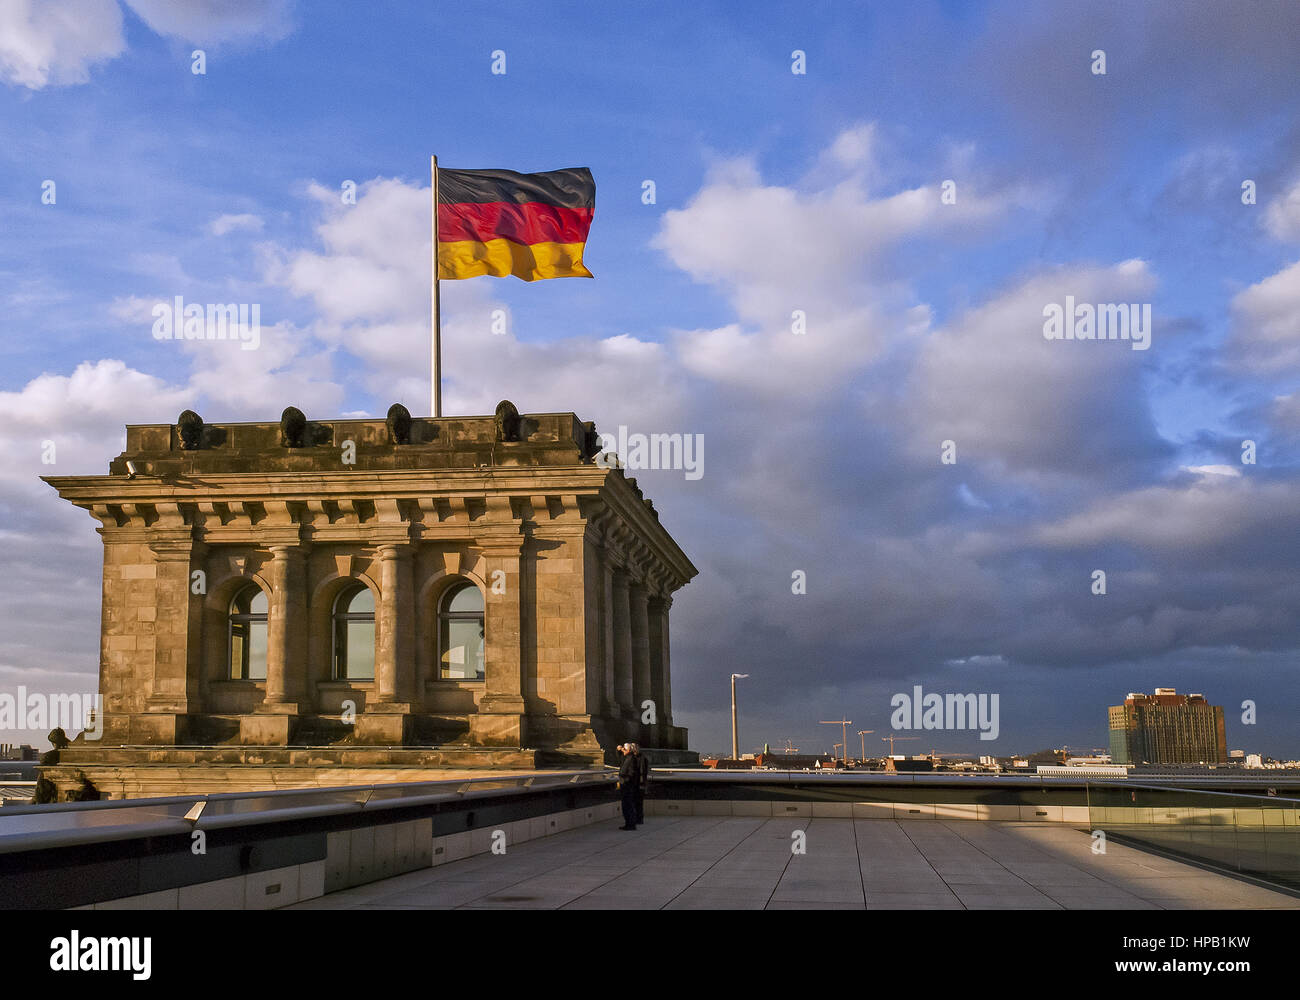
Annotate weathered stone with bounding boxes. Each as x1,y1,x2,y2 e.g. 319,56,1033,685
40,404,699,796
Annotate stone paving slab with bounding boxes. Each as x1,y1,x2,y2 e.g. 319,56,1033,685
287,817,1300,910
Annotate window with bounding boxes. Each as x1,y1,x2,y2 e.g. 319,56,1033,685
229,585,268,680
439,581,484,680
333,584,375,680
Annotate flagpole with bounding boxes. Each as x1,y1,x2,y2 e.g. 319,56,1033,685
431,154,442,418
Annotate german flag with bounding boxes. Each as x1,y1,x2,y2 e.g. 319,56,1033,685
437,167,594,281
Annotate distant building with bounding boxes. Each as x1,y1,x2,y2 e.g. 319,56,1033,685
1246,754,1263,768
751,753,838,770
1037,764,1128,778
1064,754,1113,766
1108,688,1227,765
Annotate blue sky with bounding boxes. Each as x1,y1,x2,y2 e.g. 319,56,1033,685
2,0,1300,758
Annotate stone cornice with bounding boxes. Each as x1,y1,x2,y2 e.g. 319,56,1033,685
43,462,698,592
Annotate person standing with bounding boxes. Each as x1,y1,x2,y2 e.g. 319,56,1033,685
617,743,639,830
631,742,649,824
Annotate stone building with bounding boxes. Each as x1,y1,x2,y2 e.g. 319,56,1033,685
39,402,696,798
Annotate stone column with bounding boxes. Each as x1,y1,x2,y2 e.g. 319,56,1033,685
374,543,410,704
600,551,618,718
140,533,199,744
468,540,529,746
581,527,614,719
629,581,652,718
648,595,670,725
245,543,304,745
611,569,634,716
264,544,294,706
357,543,414,745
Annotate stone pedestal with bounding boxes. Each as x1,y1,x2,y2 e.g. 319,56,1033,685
240,709,299,746
127,713,192,745
469,694,528,746
354,704,414,745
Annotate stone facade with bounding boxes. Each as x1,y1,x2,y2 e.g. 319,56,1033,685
42,403,696,789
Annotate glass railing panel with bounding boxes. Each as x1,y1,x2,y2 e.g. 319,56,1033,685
1087,782,1300,891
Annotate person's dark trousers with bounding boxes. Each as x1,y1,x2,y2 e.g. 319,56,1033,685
620,785,639,829
635,753,649,822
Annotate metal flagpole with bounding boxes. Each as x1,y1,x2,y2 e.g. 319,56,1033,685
431,154,442,417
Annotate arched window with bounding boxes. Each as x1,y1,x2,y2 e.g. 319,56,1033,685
229,585,268,680
439,581,484,680
333,584,375,681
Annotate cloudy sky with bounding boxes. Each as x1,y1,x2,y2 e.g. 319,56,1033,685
2,0,1299,758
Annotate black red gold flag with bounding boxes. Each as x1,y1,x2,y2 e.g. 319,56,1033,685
436,167,595,281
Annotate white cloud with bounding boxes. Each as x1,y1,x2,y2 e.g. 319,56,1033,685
0,359,190,493
108,294,164,324
282,179,429,330
0,0,125,89
122,0,294,44
179,320,343,417
1265,178,1300,242
654,151,1009,322
1225,258,1300,375
0,0,294,90
900,260,1163,484
1182,465,1242,478
208,213,264,236
1028,475,1294,554
652,126,1021,395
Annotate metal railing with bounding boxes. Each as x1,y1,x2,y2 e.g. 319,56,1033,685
0,770,615,854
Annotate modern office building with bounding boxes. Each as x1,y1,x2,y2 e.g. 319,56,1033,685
38,402,697,798
1108,688,1227,765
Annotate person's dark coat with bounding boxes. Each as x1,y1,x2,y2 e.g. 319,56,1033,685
618,751,640,828
619,751,639,787
633,750,650,822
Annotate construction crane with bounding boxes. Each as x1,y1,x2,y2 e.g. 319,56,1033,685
820,719,852,764
881,734,920,755
856,729,875,763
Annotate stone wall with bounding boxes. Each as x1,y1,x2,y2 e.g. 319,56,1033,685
43,405,697,768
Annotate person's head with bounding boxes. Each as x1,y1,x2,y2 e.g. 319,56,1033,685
618,743,629,755
629,742,640,754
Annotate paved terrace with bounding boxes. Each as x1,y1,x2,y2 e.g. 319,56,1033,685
288,815,1300,910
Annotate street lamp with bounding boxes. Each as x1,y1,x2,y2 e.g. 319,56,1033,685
730,673,750,760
